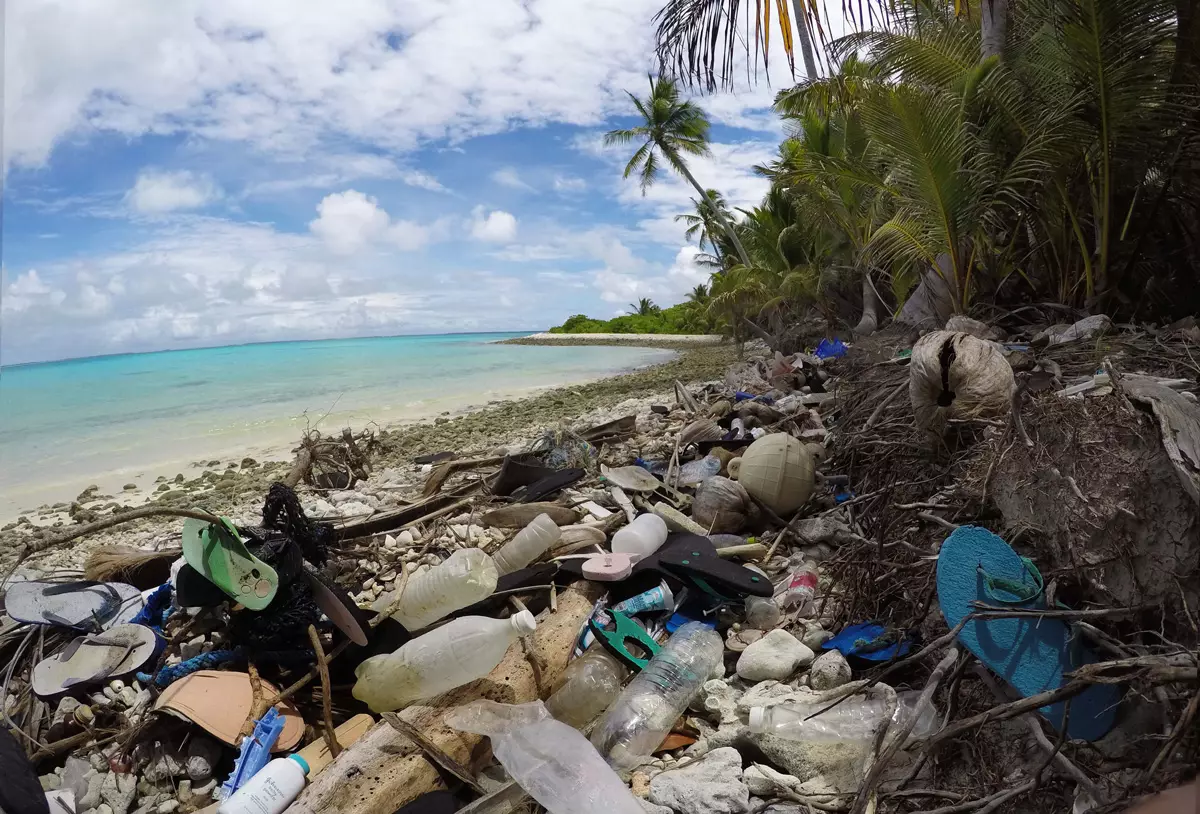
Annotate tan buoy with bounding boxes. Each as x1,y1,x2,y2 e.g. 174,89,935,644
728,433,814,515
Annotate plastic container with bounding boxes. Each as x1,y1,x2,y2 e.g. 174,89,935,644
611,514,669,561
591,622,723,773
353,612,537,712
374,548,499,630
492,514,561,575
216,754,308,814
447,700,644,814
780,560,818,612
748,690,936,743
733,433,815,515
545,647,629,730
675,455,722,486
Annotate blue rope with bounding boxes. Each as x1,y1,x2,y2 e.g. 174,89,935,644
131,583,174,632
137,649,242,688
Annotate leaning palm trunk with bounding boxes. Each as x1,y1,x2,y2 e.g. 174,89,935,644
677,163,753,268
853,271,885,335
980,0,1009,59
790,0,821,78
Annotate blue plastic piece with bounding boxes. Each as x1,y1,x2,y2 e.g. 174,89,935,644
824,622,912,662
220,707,286,799
665,612,716,634
815,338,848,359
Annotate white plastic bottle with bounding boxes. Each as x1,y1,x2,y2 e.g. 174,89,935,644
374,548,498,630
610,513,669,561
492,514,561,575
353,611,538,712
217,754,309,814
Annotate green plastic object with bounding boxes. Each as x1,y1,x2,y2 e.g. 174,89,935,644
589,609,661,671
181,517,278,611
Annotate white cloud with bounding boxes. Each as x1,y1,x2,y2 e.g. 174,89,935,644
491,167,534,191
470,207,518,242
126,169,221,214
242,154,445,198
309,189,445,254
553,174,587,194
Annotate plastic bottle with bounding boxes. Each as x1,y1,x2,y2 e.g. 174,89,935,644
610,513,669,561
216,754,308,814
353,611,537,712
780,560,819,612
591,622,723,773
545,647,629,730
373,547,499,630
748,690,936,743
447,700,644,814
675,455,722,486
492,514,561,575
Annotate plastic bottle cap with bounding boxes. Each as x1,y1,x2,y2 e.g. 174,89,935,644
511,609,537,636
288,753,311,775
748,707,765,732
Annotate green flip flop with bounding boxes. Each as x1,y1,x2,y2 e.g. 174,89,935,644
181,517,278,611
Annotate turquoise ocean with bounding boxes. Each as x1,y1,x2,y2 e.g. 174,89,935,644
0,333,675,518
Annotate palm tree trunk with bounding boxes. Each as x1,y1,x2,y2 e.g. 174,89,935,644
790,0,820,79
980,0,1009,60
853,270,883,336
676,164,753,269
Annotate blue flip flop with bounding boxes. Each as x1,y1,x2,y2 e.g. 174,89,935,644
937,526,1121,741
823,622,913,662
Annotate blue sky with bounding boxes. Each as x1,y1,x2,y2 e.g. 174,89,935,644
1,0,796,365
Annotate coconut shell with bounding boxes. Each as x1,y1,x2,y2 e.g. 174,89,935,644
692,476,755,534
680,419,725,446
731,433,814,515
707,400,732,418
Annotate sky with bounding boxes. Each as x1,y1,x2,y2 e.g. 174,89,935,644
0,0,805,365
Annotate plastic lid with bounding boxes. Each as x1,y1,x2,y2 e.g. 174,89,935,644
510,609,537,636
748,707,765,733
288,753,311,774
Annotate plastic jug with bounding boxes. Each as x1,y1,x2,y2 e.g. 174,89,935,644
374,548,499,630
446,700,644,814
492,514,561,575
591,622,723,773
545,647,629,730
748,690,936,743
610,513,669,561
353,612,537,712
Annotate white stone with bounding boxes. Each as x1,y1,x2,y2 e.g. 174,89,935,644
338,500,374,517
800,626,832,651
808,651,852,691
649,747,750,814
397,529,415,545
100,771,137,814
695,679,742,726
186,736,221,784
179,635,206,661
736,630,814,682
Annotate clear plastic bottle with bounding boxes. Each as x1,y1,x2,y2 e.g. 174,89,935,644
374,548,499,630
492,514,561,575
780,560,819,612
217,754,309,814
675,455,722,486
447,700,644,814
610,513,669,561
545,646,629,730
591,622,723,773
748,690,936,743
353,611,537,712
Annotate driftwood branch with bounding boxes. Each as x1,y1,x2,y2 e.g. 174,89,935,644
309,625,341,759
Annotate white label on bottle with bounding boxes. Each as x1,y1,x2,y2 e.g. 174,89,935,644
243,778,291,814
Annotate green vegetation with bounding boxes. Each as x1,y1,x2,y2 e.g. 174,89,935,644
557,0,1199,343
549,296,713,334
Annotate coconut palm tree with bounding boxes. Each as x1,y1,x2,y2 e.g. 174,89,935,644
675,189,732,263
627,298,660,316
605,76,753,268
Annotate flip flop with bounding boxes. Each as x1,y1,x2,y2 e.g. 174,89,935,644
153,669,304,750
302,562,370,646
181,518,278,611
823,622,914,662
5,580,144,631
32,624,160,696
937,526,1121,740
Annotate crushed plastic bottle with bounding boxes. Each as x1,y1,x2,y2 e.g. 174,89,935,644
492,514,561,575
373,547,499,631
591,622,723,773
448,700,644,814
610,513,669,561
353,612,536,712
545,646,629,730
675,455,722,486
780,560,819,612
748,690,937,743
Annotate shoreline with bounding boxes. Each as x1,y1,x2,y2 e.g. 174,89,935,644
500,332,724,348
0,344,737,574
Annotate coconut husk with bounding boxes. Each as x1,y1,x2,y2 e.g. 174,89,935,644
692,476,756,534
83,545,179,589
679,419,725,446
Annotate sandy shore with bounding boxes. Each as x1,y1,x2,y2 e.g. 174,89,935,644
0,344,737,576
501,333,724,348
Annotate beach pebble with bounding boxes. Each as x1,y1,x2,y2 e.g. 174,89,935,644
117,687,139,708
808,651,852,691
103,686,119,701
800,625,832,651
157,801,180,814
186,737,221,783
101,771,138,814
338,500,373,517
649,747,749,814
179,635,206,661
737,630,814,682
398,529,415,545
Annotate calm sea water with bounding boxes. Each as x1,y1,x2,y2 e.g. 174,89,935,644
0,333,674,517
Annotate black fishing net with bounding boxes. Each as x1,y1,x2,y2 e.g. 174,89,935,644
261,482,332,566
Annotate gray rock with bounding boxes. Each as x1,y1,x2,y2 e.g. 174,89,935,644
191,779,218,801
186,736,221,783
80,770,107,811
747,734,865,793
743,764,803,797
799,625,831,651
736,630,814,682
101,771,138,814
736,681,806,713
156,801,180,814
179,635,206,661
51,697,83,730
649,747,749,814
96,805,115,814
808,651,852,691
695,679,742,726
141,748,184,784
637,801,674,814
40,772,62,791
